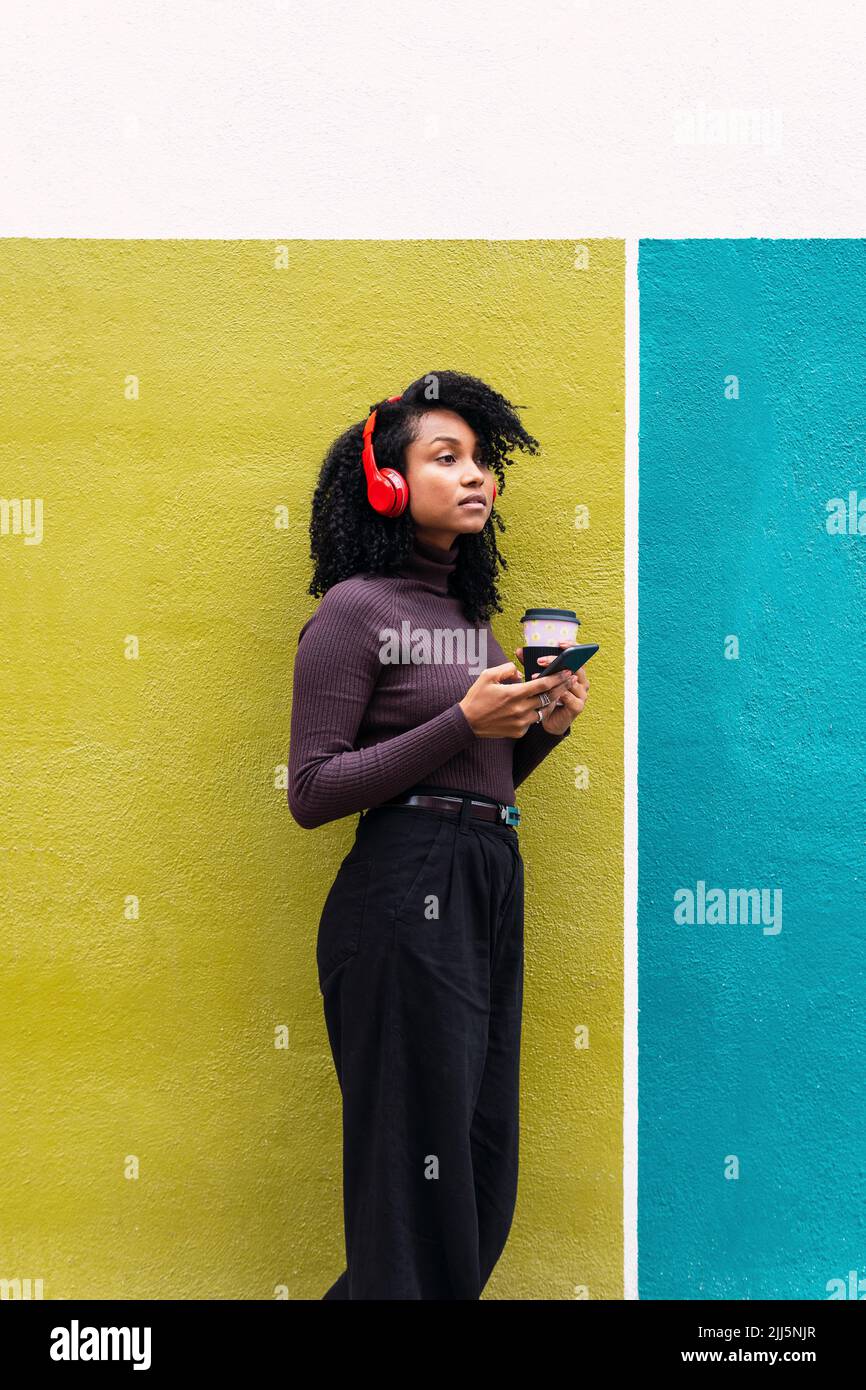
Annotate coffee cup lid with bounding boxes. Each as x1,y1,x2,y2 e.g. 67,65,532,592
519,607,580,624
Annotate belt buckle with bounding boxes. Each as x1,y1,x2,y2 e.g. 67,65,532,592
500,803,520,826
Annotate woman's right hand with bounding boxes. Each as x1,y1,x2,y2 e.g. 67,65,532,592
458,662,573,739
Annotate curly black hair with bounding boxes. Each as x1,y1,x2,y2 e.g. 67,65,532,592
307,369,540,625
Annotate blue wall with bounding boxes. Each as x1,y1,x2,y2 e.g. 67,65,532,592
638,240,866,1299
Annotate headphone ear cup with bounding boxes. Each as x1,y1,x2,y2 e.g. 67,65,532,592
380,467,409,516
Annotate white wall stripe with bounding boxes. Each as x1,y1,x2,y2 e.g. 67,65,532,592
623,235,639,1300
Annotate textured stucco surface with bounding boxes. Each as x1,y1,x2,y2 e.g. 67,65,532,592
0,239,624,1298
5,3,864,239
638,239,866,1298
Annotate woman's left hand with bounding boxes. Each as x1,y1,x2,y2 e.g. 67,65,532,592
514,640,591,735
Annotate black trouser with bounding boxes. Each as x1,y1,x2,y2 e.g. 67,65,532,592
316,791,524,1300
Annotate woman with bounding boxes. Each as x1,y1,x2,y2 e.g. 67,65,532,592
287,370,590,1299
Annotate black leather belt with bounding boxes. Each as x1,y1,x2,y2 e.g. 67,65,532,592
377,790,520,827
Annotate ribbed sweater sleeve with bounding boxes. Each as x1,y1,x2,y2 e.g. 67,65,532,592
287,580,478,829
512,719,571,790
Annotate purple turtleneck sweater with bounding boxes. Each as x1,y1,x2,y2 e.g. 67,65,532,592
287,537,571,830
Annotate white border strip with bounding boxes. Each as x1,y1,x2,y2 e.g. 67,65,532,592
623,236,639,1299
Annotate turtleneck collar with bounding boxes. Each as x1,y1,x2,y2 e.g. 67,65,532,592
396,536,459,595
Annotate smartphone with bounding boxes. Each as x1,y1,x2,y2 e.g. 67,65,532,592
532,643,599,678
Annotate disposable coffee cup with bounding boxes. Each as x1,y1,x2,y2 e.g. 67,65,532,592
519,607,581,681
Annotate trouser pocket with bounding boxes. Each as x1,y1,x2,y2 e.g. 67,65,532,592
391,817,452,924
316,857,373,989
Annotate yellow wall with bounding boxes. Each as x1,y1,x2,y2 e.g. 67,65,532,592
0,240,623,1299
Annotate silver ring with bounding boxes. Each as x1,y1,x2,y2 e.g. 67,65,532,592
537,692,551,709
535,708,544,724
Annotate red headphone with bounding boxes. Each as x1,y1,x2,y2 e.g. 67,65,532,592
361,393,497,517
